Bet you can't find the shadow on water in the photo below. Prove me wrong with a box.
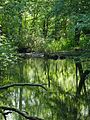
[0,55,90,120]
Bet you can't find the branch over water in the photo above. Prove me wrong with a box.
[0,106,43,120]
[0,83,47,91]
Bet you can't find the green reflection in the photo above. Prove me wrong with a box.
[0,57,90,120]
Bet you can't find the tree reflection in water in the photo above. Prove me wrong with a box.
[0,57,90,120]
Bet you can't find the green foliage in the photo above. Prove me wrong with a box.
[80,36,90,49]
[0,35,17,74]
[0,1,90,119]
[0,0,90,51]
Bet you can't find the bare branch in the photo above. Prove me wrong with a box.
[0,111,12,120]
[0,83,47,91]
[0,106,44,120]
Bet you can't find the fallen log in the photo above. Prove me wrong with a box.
[19,50,90,60]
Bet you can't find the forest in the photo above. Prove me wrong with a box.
[0,0,90,120]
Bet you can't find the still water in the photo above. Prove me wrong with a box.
[0,57,90,120]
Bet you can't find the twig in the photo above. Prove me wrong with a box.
[0,106,43,120]
[0,83,47,91]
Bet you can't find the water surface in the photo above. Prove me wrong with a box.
[0,57,90,120]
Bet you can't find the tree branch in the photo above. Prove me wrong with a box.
[0,83,47,91]
[0,106,43,120]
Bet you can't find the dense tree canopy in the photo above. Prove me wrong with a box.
[0,0,90,52]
